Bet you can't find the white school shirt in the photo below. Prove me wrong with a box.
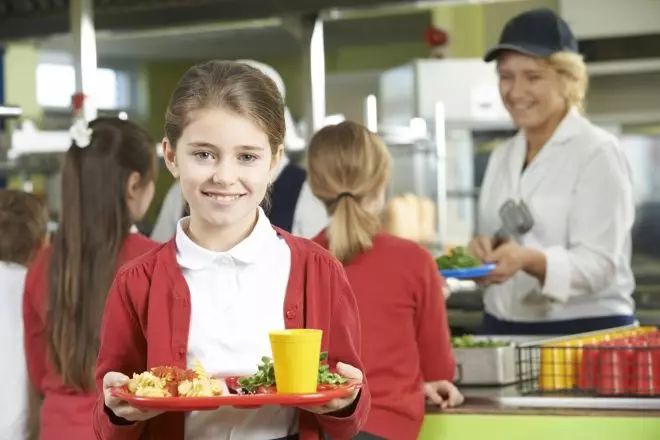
[478,108,636,322]
[0,262,29,440]
[176,208,297,440]
[152,156,327,242]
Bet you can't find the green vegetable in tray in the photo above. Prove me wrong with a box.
[436,246,481,270]
[451,335,511,348]
[238,356,276,392]
[238,352,347,393]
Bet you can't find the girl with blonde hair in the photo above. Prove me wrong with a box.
[309,121,462,440]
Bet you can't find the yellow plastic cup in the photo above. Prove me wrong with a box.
[269,329,323,394]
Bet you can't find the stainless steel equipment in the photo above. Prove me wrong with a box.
[454,345,517,386]
[493,199,535,247]
[378,59,515,251]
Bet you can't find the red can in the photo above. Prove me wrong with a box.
[578,344,600,392]
[597,339,633,396]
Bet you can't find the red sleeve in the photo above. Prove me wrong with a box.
[23,257,47,394]
[93,267,148,440]
[312,259,371,438]
[415,252,455,382]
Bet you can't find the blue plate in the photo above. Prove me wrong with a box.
[440,264,496,279]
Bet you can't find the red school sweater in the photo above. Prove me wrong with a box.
[313,232,455,440]
[23,233,159,440]
[92,229,371,440]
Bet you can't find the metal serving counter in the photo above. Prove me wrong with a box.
[434,385,660,415]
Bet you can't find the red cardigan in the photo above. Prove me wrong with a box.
[313,232,455,440]
[92,230,370,440]
[23,233,159,440]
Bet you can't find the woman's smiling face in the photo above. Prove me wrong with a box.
[497,51,567,131]
[165,107,281,230]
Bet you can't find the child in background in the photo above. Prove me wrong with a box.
[308,121,463,440]
[95,60,369,440]
[0,190,48,440]
[23,118,159,439]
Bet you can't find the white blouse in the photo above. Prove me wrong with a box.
[0,262,29,440]
[176,208,297,440]
[478,109,636,322]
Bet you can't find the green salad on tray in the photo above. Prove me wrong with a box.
[451,335,511,349]
[436,246,481,270]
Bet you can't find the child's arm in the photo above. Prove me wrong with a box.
[311,262,371,438]
[93,268,148,440]
[23,263,47,395]
[416,253,456,382]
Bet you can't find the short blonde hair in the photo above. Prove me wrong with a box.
[543,51,589,113]
[307,121,391,264]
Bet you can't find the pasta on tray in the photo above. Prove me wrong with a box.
[127,360,228,397]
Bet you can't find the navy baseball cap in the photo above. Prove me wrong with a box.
[483,8,578,62]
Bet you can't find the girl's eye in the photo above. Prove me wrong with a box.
[238,153,257,163]
[193,151,214,161]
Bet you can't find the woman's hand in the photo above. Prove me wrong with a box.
[481,242,527,284]
[424,380,464,409]
[468,236,495,262]
[482,242,546,285]
[103,372,164,422]
[303,363,363,415]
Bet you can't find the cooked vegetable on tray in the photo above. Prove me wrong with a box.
[451,335,511,348]
[436,246,482,270]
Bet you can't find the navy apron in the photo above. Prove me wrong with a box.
[481,312,636,336]
[266,162,307,233]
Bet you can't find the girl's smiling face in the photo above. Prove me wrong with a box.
[164,107,282,235]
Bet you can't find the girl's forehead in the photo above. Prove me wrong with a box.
[181,108,270,149]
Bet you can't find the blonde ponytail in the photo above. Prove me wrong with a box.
[327,194,380,263]
[307,121,391,264]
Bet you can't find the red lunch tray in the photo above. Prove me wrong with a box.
[111,376,360,412]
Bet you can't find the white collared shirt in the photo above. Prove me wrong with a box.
[176,208,297,440]
[152,158,327,242]
[478,109,636,322]
[0,262,29,440]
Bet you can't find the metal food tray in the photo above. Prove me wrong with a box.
[454,344,517,386]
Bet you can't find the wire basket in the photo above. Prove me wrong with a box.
[516,327,660,397]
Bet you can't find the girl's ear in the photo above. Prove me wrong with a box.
[163,138,179,179]
[125,171,143,202]
[269,145,284,182]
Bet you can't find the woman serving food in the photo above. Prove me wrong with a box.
[468,8,636,335]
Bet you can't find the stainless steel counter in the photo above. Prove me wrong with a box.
[427,385,660,416]
[458,385,660,410]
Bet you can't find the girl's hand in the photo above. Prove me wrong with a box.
[424,380,464,408]
[103,372,164,422]
[303,363,363,415]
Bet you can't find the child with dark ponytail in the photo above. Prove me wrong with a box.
[23,118,159,439]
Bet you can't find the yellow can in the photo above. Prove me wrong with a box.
[540,342,568,391]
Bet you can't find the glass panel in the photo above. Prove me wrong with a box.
[36,63,121,109]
